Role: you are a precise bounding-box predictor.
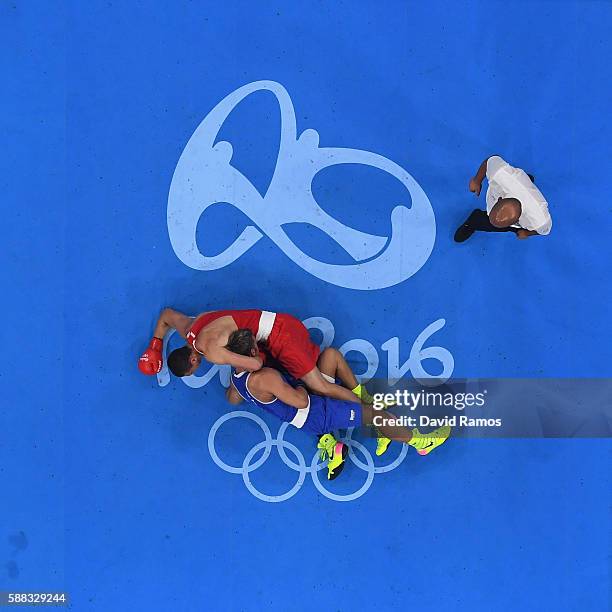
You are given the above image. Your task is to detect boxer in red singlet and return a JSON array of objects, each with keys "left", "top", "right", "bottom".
[{"left": 138, "top": 308, "right": 361, "bottom": 403}]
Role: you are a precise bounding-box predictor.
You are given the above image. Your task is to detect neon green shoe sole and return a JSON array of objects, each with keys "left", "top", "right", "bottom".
[{"left": 327, "top": 442, "right": 349, "bottom": 480}]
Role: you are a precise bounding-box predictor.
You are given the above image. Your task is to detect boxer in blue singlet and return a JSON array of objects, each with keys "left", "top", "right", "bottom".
[
  {"left": 229, "top": 355, "right": 357, "bottom": 480},
  {"left": 226, "top": 331, "right": 451, "bottom": 479}
]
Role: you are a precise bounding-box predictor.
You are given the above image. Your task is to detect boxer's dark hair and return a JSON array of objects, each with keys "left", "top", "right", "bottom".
[
  {"left": 168, "top": 346, "right": 193, "bottom": 377},
  {"left": 226, "top": 329, "right": 255, "bottom": 356}
]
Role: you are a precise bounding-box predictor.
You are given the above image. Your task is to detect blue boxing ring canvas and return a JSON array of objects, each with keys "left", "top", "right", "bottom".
[{"left": 1, "top": 1, "right": 611, "bottom": 610}]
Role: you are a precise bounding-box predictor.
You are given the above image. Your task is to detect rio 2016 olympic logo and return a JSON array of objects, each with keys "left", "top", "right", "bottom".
[{"left": 167, "top": 80, "right": 436, "bottom": 290}]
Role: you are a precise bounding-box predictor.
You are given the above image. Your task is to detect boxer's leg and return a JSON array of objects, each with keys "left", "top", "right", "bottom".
[
  {"left": 317, "top": 347, "right": 358, "bottom": 390},
  {"left": 301, "top": 367, "right": 362, "bottom": 403},
  {"left": 316, "top": 348, "right": 394, "bottom": 455},
  {"left": 316, "top": 347, "right": 373, "bottom": 403}
]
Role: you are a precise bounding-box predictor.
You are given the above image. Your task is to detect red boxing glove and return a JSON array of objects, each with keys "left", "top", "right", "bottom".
[{"left": 138, "top": 337, "right": 163, "bottom": 375}]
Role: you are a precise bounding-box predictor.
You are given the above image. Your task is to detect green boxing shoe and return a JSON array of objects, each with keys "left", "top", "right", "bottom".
[
  {"left": 376, "top": 436, "right": 392, "bottom": 456},
  {"left": 317, "top": 433, "right": 349, "bottom": 480},
  {"left": 409, "top": 425, "right": 452, "bottom": 456}
]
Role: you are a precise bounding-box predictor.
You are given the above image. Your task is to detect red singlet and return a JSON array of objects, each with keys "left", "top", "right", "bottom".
[
  {"left": 186, "top": 309, "right": 320, "bottom": 379},
  {"left": 186, "top": 309, "right": 262, "bottom": 350}
]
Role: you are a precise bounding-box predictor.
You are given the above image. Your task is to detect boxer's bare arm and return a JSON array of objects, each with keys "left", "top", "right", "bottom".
[
  {"left": 257, "top": 369, "right": 309, "bottom": 410},
  {"left": 225, "top": 381, "right": 244, "bottom": 405},
  {"left": 205, "top": 345, "right": 263, "bottom": 372},
  {"left": 153, "top": 308, "right": 192, "bottom": 340}
]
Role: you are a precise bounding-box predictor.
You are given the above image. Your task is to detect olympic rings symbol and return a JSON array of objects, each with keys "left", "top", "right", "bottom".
[{"left": 207, "top": 411, "right": 409, "bottom": 503}]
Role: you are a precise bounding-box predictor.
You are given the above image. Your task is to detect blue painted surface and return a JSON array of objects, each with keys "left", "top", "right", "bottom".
[{"left": 2, "top": 1, "right": 611, "bottom": 610}]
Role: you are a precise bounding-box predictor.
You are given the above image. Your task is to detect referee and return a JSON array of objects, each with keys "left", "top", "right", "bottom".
[{"left": 454, "top": 155, "right": 552, "bottom": 242}]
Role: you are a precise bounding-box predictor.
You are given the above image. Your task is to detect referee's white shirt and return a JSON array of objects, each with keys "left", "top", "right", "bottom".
[{"left": 485, "top": 155, "right": 552, "bottom": 235}]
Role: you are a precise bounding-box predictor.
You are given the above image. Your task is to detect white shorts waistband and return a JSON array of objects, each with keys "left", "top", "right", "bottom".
[
  {"left": 256, "top": 311, "right": 276, "bottom": 343},
  {"left": 289, "top": 394, "right": 310, "bottom": 429}
]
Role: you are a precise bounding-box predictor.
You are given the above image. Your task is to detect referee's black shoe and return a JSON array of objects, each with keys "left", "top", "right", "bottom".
[{"left": 454, "top": 210, "right": 479, "bottom": 243}]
